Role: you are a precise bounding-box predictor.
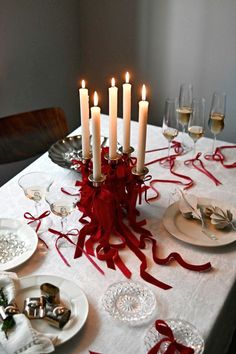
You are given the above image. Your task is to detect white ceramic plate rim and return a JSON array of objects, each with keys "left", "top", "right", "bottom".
[
  {"left": 0, "top": 218, "right": 38, "bottom": 271},
  {"left": 163, "top": 197, "right": 236, "bottom": 247},
  {"left": 16, "top": 274, "right": 89, "bottom": 346}
]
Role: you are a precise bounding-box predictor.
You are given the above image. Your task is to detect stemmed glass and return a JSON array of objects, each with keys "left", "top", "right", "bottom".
[
  {"left": 161, "top": 99, "right": 179, "bottom": 168},
  {"left": 188, "top": 98, "right": 206, "bottom": 155},
  {"left": 176, "top": 83, "right": 193, "bottom": 153},
  {"left": 208, "top": 91, "right": 226, "bottom": 154},
  {"left": 45, "top": 186, "right": 80, "bottom": 237},
  {"left": 18, "top": 172, "right": 54, "bottom": 232}
]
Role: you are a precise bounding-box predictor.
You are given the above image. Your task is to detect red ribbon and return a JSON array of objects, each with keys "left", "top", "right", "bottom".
[
  {"left": 147, "top": 156, "right": 194, "bottom": 200},
  {"left": 73, "top": 146, "right": 212, "bottom": 291},
  {"left": 148, "top": 320, "right": 194, "bottom": 354},
  {"left": 24, "top": 211, "right": 50, "bottom": 248},
  {"left": 61, "top": 187, "right": 80, "bottom": 196},
  {"left": 146, "top": 140, "right": 183, "bottom": 155},
  {"left": 48, "top": 228, "right": 104, "bottom": 275},
  {"left": 184, "top": 152, "right": 222, "bottom": 186},
  {"left": 205, "top": 145, "right": 236, "bottom": 168}
]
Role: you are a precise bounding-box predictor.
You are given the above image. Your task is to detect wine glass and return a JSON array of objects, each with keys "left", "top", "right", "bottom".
[
  {"left": 18, "top": 172, "right": 54, "bottom": 232},
  {"left": 45, "top": 185, "right": 80, "bottom": 238},
  {"left": 208, "top": 91, "right": 226, "bottom": 154},
  {"left": 176, "top": 83, "right": 193, "bottom": 153},
  {"left": 188, "top": 98, "right": 205, "bottom": 155},
  {"left": 161, "top": 99, "right": 179, "bottom": 168}
]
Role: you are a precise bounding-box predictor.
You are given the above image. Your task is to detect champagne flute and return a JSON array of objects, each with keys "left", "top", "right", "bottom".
[
  {"left": 188, "top": 98, "right": 205, "bottom": 155},
  {"left": 45, "top": 186, "right": 80, "bottom": 238},
  {"left": 18, "top": 172, "right": 53, "bottom": 232},
  {"left": 176, "top": 83, "right": 193, "bottom": 153},
  {"left": 208, "top": 91, "right": 226, "bottom": 154},
  {"left": 161, "top": 99, "right": 179, "bottom": 168}
]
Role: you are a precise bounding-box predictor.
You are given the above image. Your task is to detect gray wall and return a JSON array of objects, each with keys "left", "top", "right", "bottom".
[
  {"left": 0, "top": 0, "right": 81, "bottom": 185},
  {"left": 78, "top": 0, "right": 236, "bottom": 143}
]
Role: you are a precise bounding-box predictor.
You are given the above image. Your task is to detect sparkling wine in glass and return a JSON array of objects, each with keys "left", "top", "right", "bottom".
[
  {"left": 188, "top": 98, "right": 205, "bottom": 155},
  {"left": 176, "top": 83, "right": 193, "bottom": 152},
  {"left": 18, "top": 172, "right": 53, "bottom": 231},
  {"left": 45, "top": 186, "right": 80, "bottom": 238},
  {"left": 161, "top": 99, "right": 179, "bottom": 168},
  {"left": 208, "top": 92, "right": 226, "bottom": 154}
]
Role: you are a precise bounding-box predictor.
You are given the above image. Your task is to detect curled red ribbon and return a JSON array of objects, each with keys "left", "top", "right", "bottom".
[
  {"left": 147, "top": 156, "right": 194, "bottom": 200},
  {"left": 184, "top": 152, "right": 222, "bottom": 186},
  {"left": 204, "top": 145, "right": 236, "bottom": 168},
  {"left": 24, "top": 210, "right": 50, "bottom": 248},
  {"left": 74, "top": 146, "right": 212, "bottom": 291},
  {"left": 148, "top": 320, "right": 194, "bottom": 354},
  {"left": 48, "top": 227, "right": 105, "bottom": 275}
]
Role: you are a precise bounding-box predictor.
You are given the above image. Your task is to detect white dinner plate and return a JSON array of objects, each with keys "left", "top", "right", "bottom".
[
  {"left": 163, "top": 197, "right": 236, "bottom": 247},
  {"left": 0, "top": 218, "right": 38, "bottom": 271},
  {"left": 16, "top": 274, "right": 89, "bottom": 346}
]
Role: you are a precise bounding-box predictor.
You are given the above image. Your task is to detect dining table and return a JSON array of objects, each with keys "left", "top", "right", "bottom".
[{"left": 0, "top": 115, "right": 236, "bottom": 354}]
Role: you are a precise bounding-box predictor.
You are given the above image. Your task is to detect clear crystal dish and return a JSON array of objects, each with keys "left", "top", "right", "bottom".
[
  {"left": 102, "top": 281, "right": 156, "bottom": 325},
  {"left": 144, "top": 319, "right": 204, "bottom": 353}
]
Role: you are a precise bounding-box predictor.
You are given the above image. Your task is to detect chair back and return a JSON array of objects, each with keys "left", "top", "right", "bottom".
[{"left": 0, "top": 107, "right": 69, "bottom": 164}]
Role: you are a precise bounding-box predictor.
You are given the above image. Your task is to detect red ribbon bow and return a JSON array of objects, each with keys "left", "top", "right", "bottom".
[
  {"left": 24, "top": 210, "right": 51, "bottom": 248},
  {"left": 48, "top": 228, "right": 105, "bottom": 275},
  {"left": 184, "top": 152, "right": 222, "bottom": 186},
  {"left": 204, "top": 145, "right": 236, "bottom": 168},
  {"left": 148, "top": 320, "right": 194, "bottom": 354}
]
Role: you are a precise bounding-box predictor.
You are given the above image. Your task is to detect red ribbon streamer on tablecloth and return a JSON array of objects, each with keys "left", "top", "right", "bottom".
[
  {"left": 146, "top": 140, "right": 183, "bottom": 155},
  {"left": 24, "top": 211, "right": 50, "bottom": 248},
  {"left": 61, "top": 187, "right": 81, "bottom": 196},
  {"left": 204, "top": 145, "right": 236, "bottom": 168},
  {"left": 146, "top": 156, "right": 194, "bottom": 201},
  {"left": 148, "top": 320, "right": 194, "bottom": 354},
  {"left": 184, "top": 152, "right": 222, "bottom": 186},
  {"left": 48, "top": 228, "right": 105, "bottom": 275},
  {"left": 143, "top": 142, "right": 194, "bottom": 200}
]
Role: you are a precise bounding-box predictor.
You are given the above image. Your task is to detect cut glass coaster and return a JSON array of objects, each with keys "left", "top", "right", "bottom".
[
  {"left": 144, "top": 319, "right": 204, "bottom": 353},
  {"left": 102, "top": 281, "right": 156, "bottom": 326}
]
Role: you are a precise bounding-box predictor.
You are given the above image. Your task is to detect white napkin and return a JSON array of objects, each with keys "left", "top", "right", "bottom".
[{"left": 0, "top": 272, "right": 55, "bottom": 354}]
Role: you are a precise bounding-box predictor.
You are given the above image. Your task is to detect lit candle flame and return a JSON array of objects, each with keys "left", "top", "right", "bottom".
[
  {"left": 142, "top": 84, "right": 146, "bottom": 101},
  {"left": 111, "top": 77, "right": 115, "bottom": 87},
  {"left": 94, "top": 91, "right": 98, "bottom": 106},
  {"left": 81, "top": 80, "right": 85, "bottom": 89},
  {"left": 125, "top": 72, "right": 130, "bottom": 83}
]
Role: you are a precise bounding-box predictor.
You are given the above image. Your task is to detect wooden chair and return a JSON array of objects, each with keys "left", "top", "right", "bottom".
[{"left": 0, "top": 107, "right": 69, "bottom": 164}]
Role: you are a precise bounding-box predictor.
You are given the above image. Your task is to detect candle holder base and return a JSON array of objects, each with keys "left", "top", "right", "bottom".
[
  {"left": 131, "top": 166, "right": 149, "bottom": 180},
  {"left": 104, "top": 152, "right": 122, "bottom": 165},
  {"left": 88, "top": 173, "right": 106, "bottom": 187},
  {"left": 119, "top": 146, "right": 134, "bottom": 156},
  {"left": 78, "top": 150, "right": 92, "bottom": 164}
]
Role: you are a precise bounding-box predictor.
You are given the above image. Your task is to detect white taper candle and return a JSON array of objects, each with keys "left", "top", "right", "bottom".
[
  {"left": 91, "top": 91, "right": 101, "bottom": 180},
  {"left": 109, "top": 77, "right": 118, "bottom": 159},
  {"left": 123, "top": 72, "right": 131, "bottom": 153},
  {"left": 79, "top": 80, "right": 90, "bottom": 158},
  {"left": 136, "top": 85, "right": 149, "bottom": 173}
]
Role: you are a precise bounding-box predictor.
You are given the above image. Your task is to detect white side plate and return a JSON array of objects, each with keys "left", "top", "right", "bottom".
[
  {"left": 163, "top": 197, "right": 236, "bottom": 247},
  {"left": 0, "top": 218, "right": 38, "bottom": 271},
  {"left": 16, "top": 274, "right": 89, "bottom": 346}
]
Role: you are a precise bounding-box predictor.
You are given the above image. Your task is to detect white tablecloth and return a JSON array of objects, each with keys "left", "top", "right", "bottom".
[{"left": 0, "top": 116, "right": 236, "bottom": 354}]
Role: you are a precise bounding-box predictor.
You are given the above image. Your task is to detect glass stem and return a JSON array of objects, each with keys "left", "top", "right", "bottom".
[
  {"left": 35, "top": 201, "right": 40, "bottom": 218},
  {"left": 168, "top": 141, "right": 171, "bottom": 159},
  {"left": 61, "top": 217, "right": 67, "bottom": 234},
  {"left": 212, "top": 135, "right": 217, "bottom": 154},
  {"left": 193, "top": 142, "right": 197, "bottom": 156}
]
